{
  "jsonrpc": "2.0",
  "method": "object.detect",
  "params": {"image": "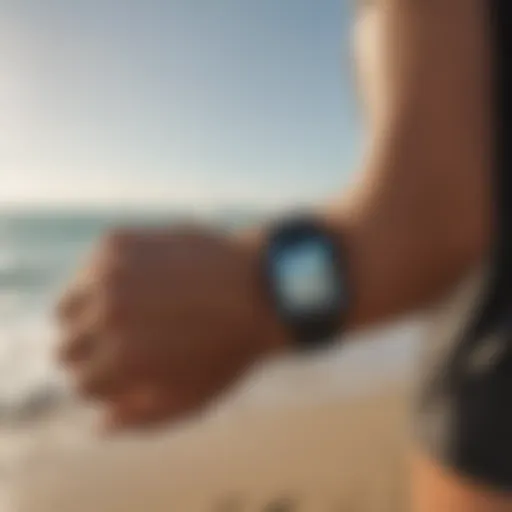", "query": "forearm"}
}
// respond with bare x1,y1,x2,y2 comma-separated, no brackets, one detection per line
241,113,491,341
323,0,492,330
241,0,492,341
324,137,490,331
